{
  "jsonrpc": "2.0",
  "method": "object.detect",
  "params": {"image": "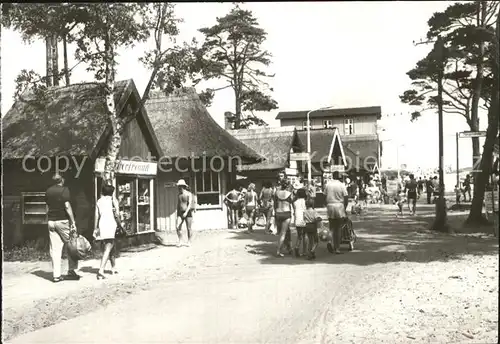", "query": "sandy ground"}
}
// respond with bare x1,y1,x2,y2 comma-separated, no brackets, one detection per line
3,202,498,344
